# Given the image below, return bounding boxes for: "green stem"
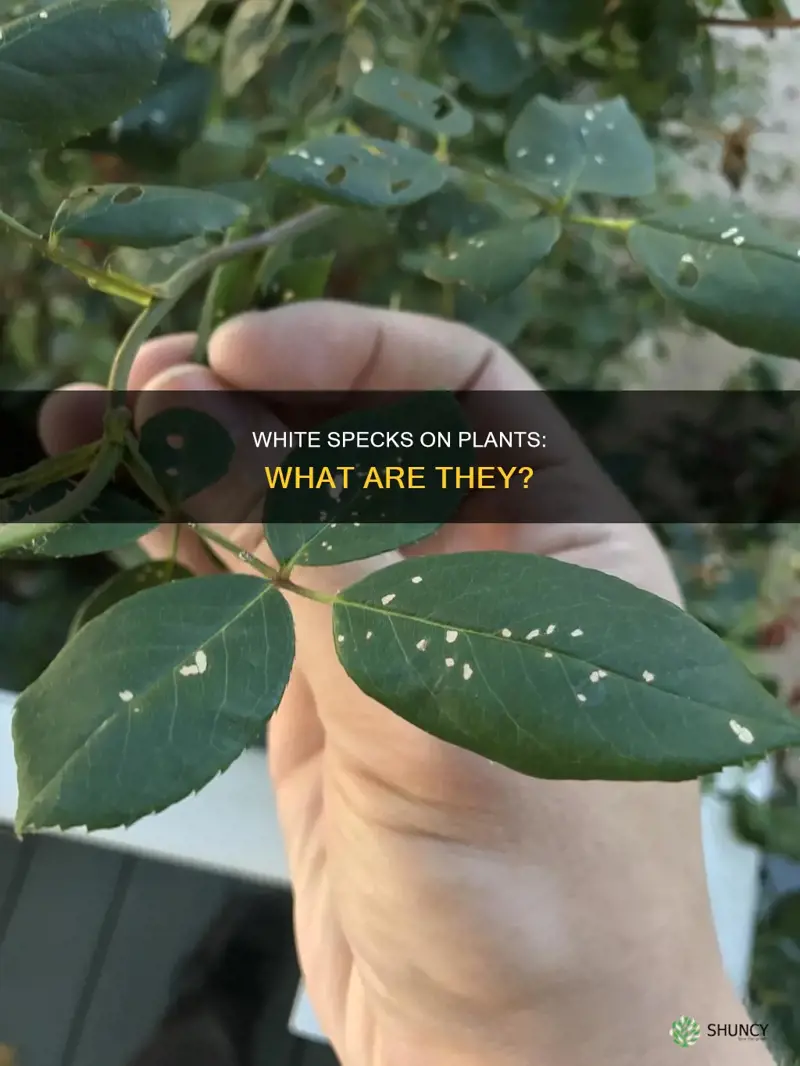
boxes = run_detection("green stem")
[0,441,100,498]
[107,297,180,400]
[276,577,337,606]
[107,204,341,399]
[191,524,280,581]
[570,215,636,232]
[0,440,124,539]
[0,207,155,306]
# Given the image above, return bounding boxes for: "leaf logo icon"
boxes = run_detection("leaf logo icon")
[671,1016,701,1047]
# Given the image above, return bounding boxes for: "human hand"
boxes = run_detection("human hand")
[40,302,768,1066]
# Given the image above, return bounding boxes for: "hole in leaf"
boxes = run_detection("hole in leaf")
[325,165,347,186]
[390,178,412,194]
[432,94,454,120]
[112,185,144,205]
[676,254,699,288]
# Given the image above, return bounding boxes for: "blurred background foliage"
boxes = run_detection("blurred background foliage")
[2,0,800,1054]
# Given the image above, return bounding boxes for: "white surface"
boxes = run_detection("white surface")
[0,688,771,1042]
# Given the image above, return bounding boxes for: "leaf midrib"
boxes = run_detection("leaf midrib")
[334,594,762,716]
[17,580,281,825]
[638,219,800,263]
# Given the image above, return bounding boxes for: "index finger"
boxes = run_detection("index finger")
[208,300,528,392]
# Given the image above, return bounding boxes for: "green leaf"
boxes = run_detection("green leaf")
[732,793,800,861]
[264,392,474,569]
[521,0,606,38]
[399,184,502,246]
[353,67,473,140]
[627,202,800,359]
[13,574,295,832]
[68,560,192,637]
[402,217,561,299]
[268,135,447,208]
[1,482,158,556]
[332,552,800,781]
[274,254,335,302]
[506,95,656,200]
[0,0,170,161]
[50,184,249,249]
[440,10,527,98]
[739,0,791,18]
[220,0,287,98]
[71,51,215,166]
[137,407,236,503]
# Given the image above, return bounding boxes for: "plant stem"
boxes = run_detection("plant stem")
[0,207,155,305]
[107,297,181,399]
[701,16,800,28]
[0,440,124,536]
[0,441,100,498]
[276,577,337,606]
[191,524,280,580]
[107,204,341,398]
[570,214,636,232]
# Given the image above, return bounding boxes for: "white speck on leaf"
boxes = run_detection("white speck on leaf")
[337,635,345,643]
[119,691,134,702]
[313,156,325,166]
[381,593,396,605]
[416,639,428,651]
[411,576,423,584]
[577,694,587,703]
[544,651,553,659]
[571,628,583,637]
[445,657,455,668]
[729,719,755,745]
[180,649,208,677]
[297,148,310,160]
[545,153,556,165]
[501,628,512,638]
[593,154,604,164]
[516,147,529,158]
[366,631,373,640]
[525,629,540,640]
[733,235,745,246]
[590,671,600,683]
[642,670,655,683]
[463,663,473,680]
[546,624,556,634]
[721,226,738,240]
[446,630,458,643]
